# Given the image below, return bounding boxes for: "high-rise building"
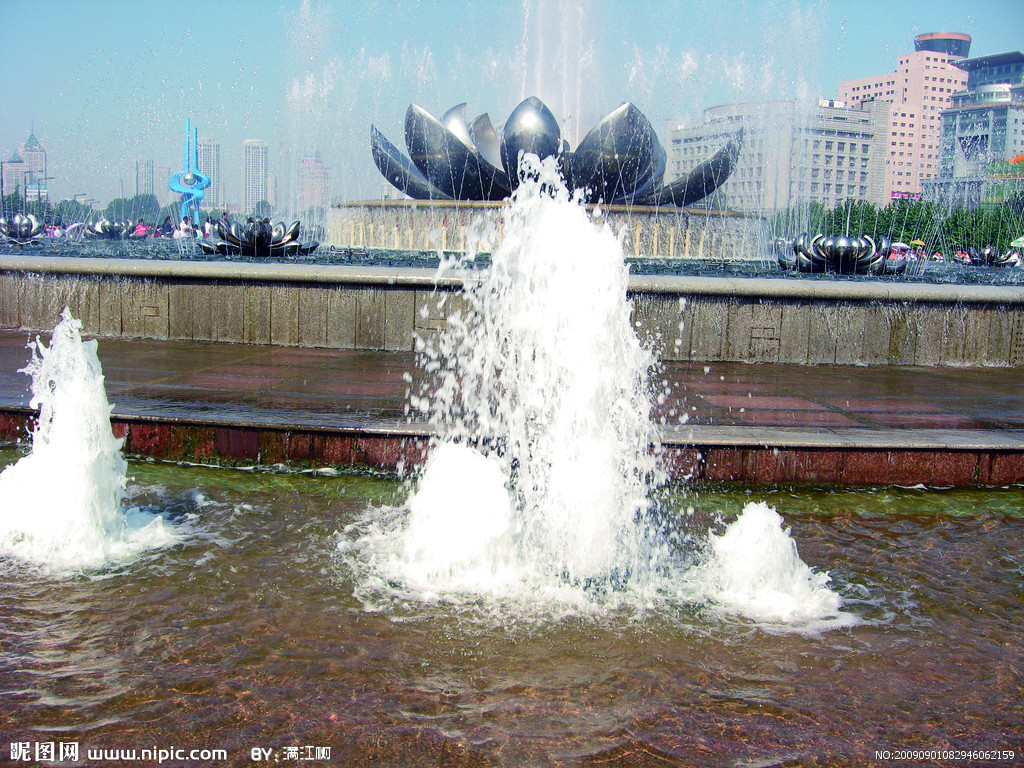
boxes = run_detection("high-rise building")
[666,98,890,213]
[923,51,1024,208]
[298,153,330,211]
[838,32,971,201]
[242,139,268,215]
[196,138,222,209]
[135,158,155,197]
[3,130,47,201]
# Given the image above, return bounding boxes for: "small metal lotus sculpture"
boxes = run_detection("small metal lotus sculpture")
[87,219,131,240]
[972,245,1018,267]
[0,214,46,246]
[781,233,905,275]
[372,96,743,206]
[197,218,319,258]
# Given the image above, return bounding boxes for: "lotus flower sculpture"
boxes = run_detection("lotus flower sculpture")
[372,97,743,206]
[0,214,46,246]
[197,217,319,258]
[86,219,131,240]
[972,245,1018,267]
[781,233,905,275]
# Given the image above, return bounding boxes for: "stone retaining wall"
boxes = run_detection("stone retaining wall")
[0,255,1022,366]
[1,410,1021,485]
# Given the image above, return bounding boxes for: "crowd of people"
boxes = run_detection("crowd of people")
[158,211,230,239]
[38,212,231,240]
[885,244,1022,265]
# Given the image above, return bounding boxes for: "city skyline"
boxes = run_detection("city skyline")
[1,0,1019,207]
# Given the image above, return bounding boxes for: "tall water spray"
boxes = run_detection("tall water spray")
[343,155,850,627]
[0,309,172,571]
[341,155,664,604]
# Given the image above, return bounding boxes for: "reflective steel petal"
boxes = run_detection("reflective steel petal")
[500,97,561,188]
[643,128,743,207]
[406,104,511,201]
[470,113,503,170]
[570,103,658,204]
[278,220,301,245]
[442,103,475,149]
[371,124,450,201]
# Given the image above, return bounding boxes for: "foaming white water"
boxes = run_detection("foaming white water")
[695,502,855,630]
[408,155,662,590]
[0,309,174,572]
[341,156,853,629]
[401,442,514,591]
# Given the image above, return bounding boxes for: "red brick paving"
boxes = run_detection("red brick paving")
[0,330,1021,483]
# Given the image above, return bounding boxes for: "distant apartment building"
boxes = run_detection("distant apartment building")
[924,50,1024,208]
[135,158,154,197]
[242,139,268,215]
[196,138,222,209]
[3,130,47,201]
[665,97,889,213]
[298,153,330,211]
[838,32,970,201]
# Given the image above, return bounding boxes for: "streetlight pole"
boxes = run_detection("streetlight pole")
[38,176,55,222]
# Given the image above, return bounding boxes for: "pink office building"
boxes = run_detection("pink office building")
[838,32,970,201]
[298,153,330,212]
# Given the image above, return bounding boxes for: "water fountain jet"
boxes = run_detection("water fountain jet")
[0,309,174,571]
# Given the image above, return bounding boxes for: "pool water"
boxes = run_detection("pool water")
[1,452,1021,766]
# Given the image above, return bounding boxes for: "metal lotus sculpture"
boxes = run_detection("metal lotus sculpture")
[781,233,906,275]
[86,219,131,240]
[0,214,46,246]
[972,245,1018,267]
[197,218,319,258]
[372,96,743,206]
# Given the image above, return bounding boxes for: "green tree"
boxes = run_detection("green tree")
[157,202,181,228]
[53,199,93,225]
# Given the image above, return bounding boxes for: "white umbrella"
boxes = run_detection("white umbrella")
[1010,235,1024,248]
[891,241,910,249]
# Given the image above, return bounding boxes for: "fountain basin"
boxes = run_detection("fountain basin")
[1,453,1021,764]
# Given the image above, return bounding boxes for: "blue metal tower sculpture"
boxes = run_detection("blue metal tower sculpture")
[169,119,210,225]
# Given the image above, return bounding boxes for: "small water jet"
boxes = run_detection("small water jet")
[0,309,175,572]
[694,501,854,628]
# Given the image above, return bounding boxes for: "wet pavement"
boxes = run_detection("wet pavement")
[0,327,1022,453]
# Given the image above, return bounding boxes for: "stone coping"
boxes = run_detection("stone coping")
[2,253,1023,305]
[5,403,1023,452]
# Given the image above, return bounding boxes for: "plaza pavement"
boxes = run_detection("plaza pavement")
[0,329,1022,484]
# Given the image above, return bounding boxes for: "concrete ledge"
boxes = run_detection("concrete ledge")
[1,255,1022,366]
[7,254,1021,306]
[629,273,1024,305]
[0,254,469,290]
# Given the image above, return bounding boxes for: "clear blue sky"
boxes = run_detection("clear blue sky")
[1,0,1019,207]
